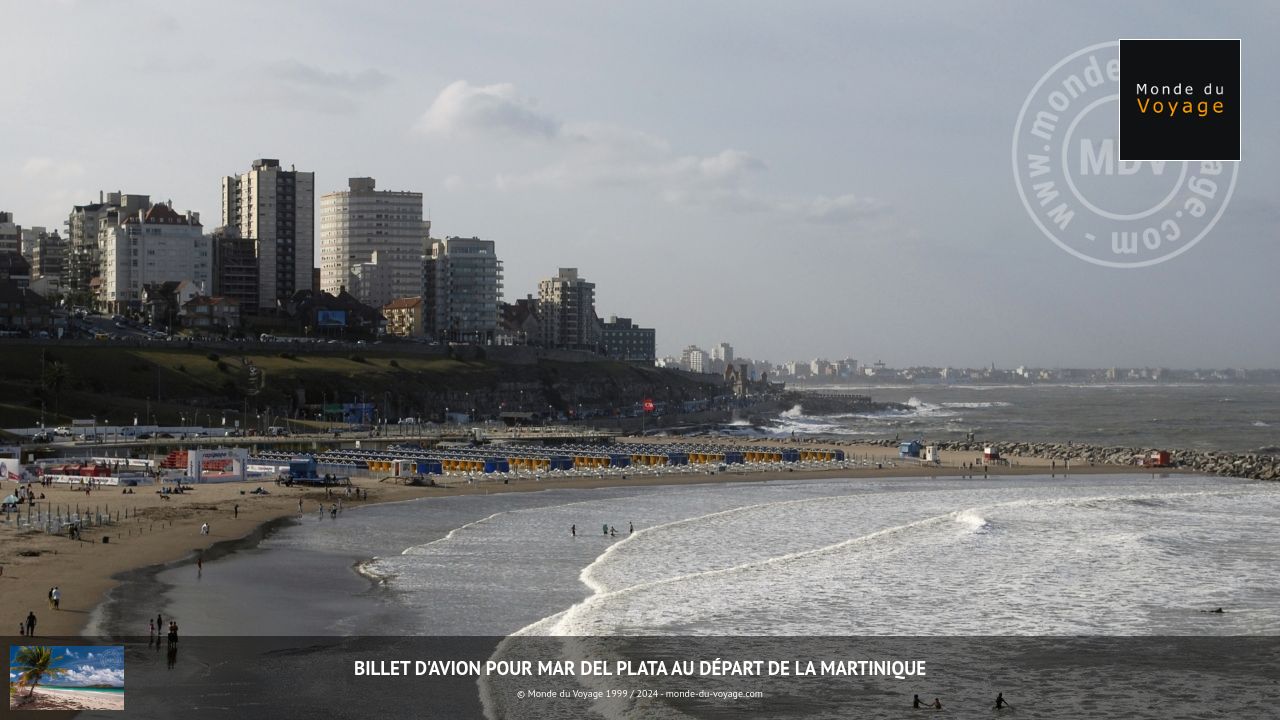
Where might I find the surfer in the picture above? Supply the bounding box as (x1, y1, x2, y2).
(1201, 607, 1224, 613)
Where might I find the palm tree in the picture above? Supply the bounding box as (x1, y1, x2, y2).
(11, 646, 68, 700)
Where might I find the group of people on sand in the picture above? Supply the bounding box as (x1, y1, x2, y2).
(913, 692, 1011, 711)
(150, 614, 179, 644)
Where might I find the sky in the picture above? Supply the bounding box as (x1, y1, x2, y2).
(2, 1, 1277, 368)
(9, 645, 125, 688)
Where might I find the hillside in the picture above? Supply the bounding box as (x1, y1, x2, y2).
(0, 342, 724, 428)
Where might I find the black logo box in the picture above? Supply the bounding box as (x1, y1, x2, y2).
(1119, 38, 1241, 161)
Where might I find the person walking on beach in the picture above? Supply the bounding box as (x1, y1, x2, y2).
(47, 587, 54, 609)
(150, 618, 155, 637)
(51, 586, 60, 610)
(298, 499, 303, 514)
(200, 522, 209, 535)
(25, 611, 35, 636)
(234, 504, 239, 518)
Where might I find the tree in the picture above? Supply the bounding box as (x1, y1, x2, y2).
(11, 645, 68, 700)
(40, 360, 71, 421)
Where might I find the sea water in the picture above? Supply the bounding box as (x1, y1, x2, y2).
(353, 474, 1280, 637)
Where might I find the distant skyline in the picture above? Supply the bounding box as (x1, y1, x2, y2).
(3, 1, 1277, 367)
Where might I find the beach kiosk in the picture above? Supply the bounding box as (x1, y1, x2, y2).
(983, 446, 1000, 463)
(899, 440, 923, 459)
(1147, 450, 1171, 468)
(922, 445, 941, 463)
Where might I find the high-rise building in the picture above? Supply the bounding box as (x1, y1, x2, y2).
(680, 345, 709, 373)
(210, 226, 260, 311)
(600, 316, 656, 362)
(24, 227, 66, 284)
(537, 268, 598, 350)
(66, 192, 152, 297)
(221, 159, 314, 312)
(711, 342, 734, 364)
(99, 203, 211, 313)
(423, 236, 503, 343)
(0, 212, 21, 254)
(319, 177, 426, 309)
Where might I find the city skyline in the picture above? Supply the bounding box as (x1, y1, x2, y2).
(3, 1, 1278, 366)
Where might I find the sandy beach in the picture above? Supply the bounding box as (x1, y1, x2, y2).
(0, 437, 1169, 638)
(8, 686, 125, 711)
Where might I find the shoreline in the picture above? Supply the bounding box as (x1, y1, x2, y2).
(1, 438, 1195, 639)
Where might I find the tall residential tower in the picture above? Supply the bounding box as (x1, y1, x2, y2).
(221, 159, 314, 312)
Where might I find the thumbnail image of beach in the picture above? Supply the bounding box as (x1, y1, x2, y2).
(8, 645, 124, 711)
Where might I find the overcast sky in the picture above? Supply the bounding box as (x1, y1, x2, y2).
(3, 1, 1277, 367)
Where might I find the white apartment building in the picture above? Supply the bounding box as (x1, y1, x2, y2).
(711, 342, 734, 363)
(221, 159, 314, 311)
(67, 192, 152, 295)
(99, 204, 211, 313)
(320, 177, 426, 309)
(537, 267, 598, 349)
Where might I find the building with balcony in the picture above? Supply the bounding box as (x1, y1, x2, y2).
(221, 159, 314, 312)
(424, 236, 502, 343)
(320, 177, 427, 309)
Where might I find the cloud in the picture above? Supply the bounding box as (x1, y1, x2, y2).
(273, 61, 392, 93)
(416, 80, 560, 139)
(22, 157, 85, 180)
(419, 80, 889, 228)
(61, 664, 124, 688)
(227, 60, 393, 116)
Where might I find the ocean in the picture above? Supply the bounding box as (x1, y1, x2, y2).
(89, 387, 1280, 717)
(102, 473, 1280, 638)
(756, 383, 1280, 452)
